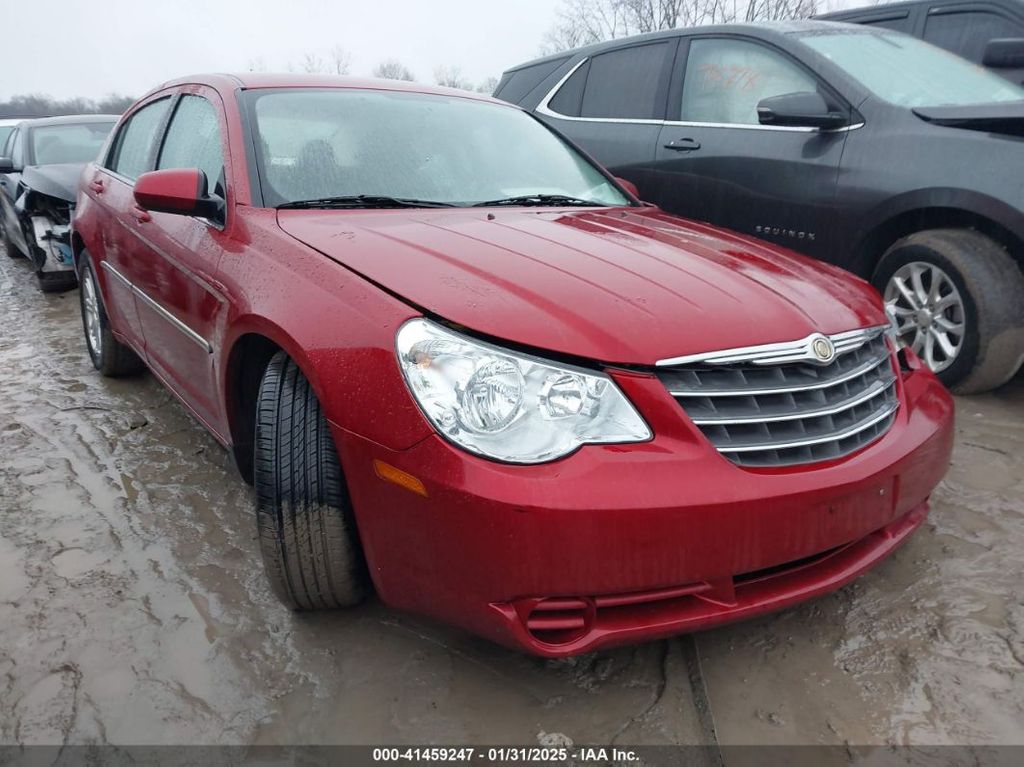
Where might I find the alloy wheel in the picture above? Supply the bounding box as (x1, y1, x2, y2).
(884, 261, 965, 373)
(82, 268, 103, 357)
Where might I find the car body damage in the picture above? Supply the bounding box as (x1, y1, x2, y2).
(15, 165, 77, 274)
(0, 113, 116, 291)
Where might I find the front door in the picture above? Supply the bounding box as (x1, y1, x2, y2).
(651, 36, 850, 263)
(127, 88, 230, 439)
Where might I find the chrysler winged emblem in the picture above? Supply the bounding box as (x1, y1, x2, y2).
(809, 334, 836, 364)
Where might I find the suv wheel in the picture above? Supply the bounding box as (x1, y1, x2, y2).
(254, 352, 368, 610)
(874, 229, 1024, 394)
(78, 252, 146, 376)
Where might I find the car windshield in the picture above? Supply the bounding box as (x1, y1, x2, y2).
(31, 122, 115, 165)
(246, 88, 630, 207)
(798, 28, 1024, 108)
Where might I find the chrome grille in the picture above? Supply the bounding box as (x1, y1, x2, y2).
(655, 328, 898, 467)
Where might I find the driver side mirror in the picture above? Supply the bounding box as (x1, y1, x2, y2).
(134, 168, 224, 222)
(757, 91, 849, 130)
(0, 157, 16, 174)
(983, 38, 1024, 69)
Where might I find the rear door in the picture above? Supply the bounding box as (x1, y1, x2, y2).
(87, 95, 174, 348)
(536, 40, 676, 183)
(129, 87, 230, 438)
(651, 35, 850, 262)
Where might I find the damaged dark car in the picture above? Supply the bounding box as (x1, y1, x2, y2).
(1, 115, 116, 291)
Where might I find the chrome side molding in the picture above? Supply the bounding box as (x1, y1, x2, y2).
(100, 260, 213, 354)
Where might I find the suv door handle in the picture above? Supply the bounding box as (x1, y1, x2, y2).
(89, 179, 105, 194)
(663, 137, 701, 152)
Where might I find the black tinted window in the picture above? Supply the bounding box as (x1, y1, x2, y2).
(548, 61, 589, 116)
(580, 43, 670, 119)
(924, 10, 1024, 62)
(158, 95, 225, 193)
(109, 98, 171, 180)
(495, 57, 569, 103)
(863, 14, 913, 33)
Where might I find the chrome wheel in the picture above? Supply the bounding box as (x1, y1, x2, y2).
(82, 268, 103, 357)
(884, 261, 965, 373)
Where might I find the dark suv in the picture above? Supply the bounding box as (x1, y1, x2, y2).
(819, 0, 1024, 84)
(498, 21, 1024, 393)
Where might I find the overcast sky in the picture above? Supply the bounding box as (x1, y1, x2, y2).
(0, 0, 561, 100)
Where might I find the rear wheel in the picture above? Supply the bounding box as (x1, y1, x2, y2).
(254, 352, 368, 610)
(874, 229, 1024, 394)
(78, 252, 145, 377)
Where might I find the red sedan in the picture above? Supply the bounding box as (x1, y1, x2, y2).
(72, 74, 954, 657)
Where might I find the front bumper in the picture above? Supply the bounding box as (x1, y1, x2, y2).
(29, 215, 74, 274)
(334, 364, 954, 657)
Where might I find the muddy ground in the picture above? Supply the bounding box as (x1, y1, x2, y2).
(1, 246, 1022, 756)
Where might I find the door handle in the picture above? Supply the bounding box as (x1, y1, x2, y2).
(131, 205, 151, 224)
(89, 179, 105, 194)
(663, 137, 701, 152)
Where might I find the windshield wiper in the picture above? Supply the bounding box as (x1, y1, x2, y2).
(278, 195, 457, 210)
(472, 194, 607, 208)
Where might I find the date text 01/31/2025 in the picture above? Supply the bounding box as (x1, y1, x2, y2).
(372, 746, 640, 762)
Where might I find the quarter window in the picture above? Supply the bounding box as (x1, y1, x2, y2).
(550, 43, 670, 119)
(109, 97, 172, 180)
(680, 38, 818, 125)
(158, 95, 225, 194)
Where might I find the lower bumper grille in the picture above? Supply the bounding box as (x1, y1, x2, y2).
(655, 327, 899, 467)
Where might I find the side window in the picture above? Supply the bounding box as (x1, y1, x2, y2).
(11, 128, 25, 167)
(569, 42, 671, 119)
(680, 38, 818, 125)
(494, 57, 570, 103)
(157, 95, 225, 195)
(108, 98, 172, 180)
(924, 11, 1024, 63)
(548, 61, 590, 116)
(4, 129, 20, 162)
(863, 14, 914, 34)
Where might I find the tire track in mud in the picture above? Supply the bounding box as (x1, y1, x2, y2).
(0, 247, 718, 747)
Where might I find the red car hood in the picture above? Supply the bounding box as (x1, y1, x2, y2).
(277, 206, 884, 365)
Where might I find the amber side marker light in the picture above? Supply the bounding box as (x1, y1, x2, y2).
(373, 459, 428, 497)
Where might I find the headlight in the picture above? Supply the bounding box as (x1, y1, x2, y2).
(396, 319, 652, 463)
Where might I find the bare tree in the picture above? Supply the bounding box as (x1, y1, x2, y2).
(541, 0, 823, 53)
(299, 52, 327, 73)
(434, 65, 472, 90)
(475, 76, 500, 94)
(330, 46, 352, 75)
(374, 58, 416, 81)
(247, 56, 268, 73)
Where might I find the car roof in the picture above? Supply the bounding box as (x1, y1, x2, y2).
(15, 114, 120, 129)
(504, 20, 871, 72)
(146, 73, 506, 106)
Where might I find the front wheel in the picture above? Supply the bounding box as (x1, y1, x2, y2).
(874, 229, 1024, 394)
(254, 352, 368, 610)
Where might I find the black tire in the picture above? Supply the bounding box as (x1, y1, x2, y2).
(873, 229, 1024, 394)
(77, 252, 145, 377)
(36, 269, 77, 293)
(254, 352, 368, 610)
(2, 222, 19, 258)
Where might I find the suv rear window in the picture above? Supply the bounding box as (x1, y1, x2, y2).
(494, 57, 569, 103)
